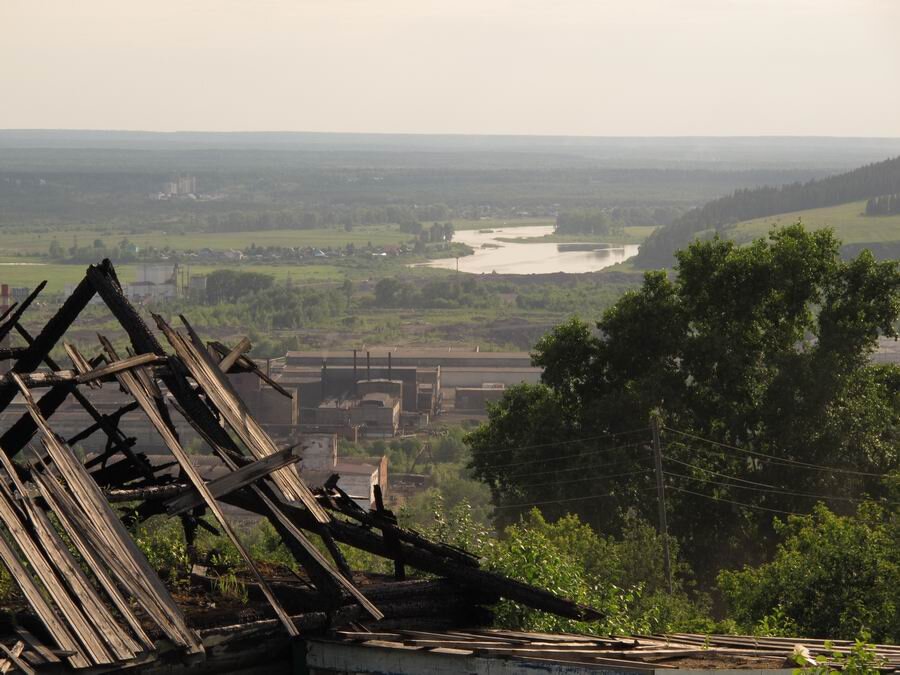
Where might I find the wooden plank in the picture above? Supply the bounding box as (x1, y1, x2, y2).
(0, 280, 45, 345)
(0, 462, 115, 665)
(158, 315, 328, 522)
(14, 378, 202, 655)
(217, 336, 251, 373)
(31, 470, 160, 652)
(14, 629, 59, 665)
(0, 642, 34, 675)
(9, 324, 154, 483)
(0, 452, 140, 661)
(0, 523, 89, 669)
(164, 447, 299, 516)
(63, 341, 97, 389)
(171, 400, 382, 621)
(76, 352, 164, 385)
(97, 351, 300, 638)
(209, 340, 292, 397)
(0, 273, 95, 410)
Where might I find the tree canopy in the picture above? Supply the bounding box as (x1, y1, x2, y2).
(468, 224, 900, 579)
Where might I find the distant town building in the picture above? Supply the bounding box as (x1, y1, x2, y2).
(161, 175, 197, 196)
(123, 264, 177, 302)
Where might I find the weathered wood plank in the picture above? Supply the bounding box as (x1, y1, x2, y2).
(98, 346, 300, 638)
(31, 470, 158, 652)
(0, 641, 34, 675)
(160, 314, 328, 522)
(76, 352, 165, 385)
(164, 447, 299, 516)
(14, 376, 202, 654)
(0, 452, 140, 661)
(209, 340, 292, 397)
(0, 273, 95, 410)
(168, 395, 381, 620)
(0, 517, 90, 669)
(217, 336, 251, 373)
(14, 628, 60, 665)
(0, 456, 115, 665)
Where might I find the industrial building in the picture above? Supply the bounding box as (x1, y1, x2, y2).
(280, 348, 541, 420)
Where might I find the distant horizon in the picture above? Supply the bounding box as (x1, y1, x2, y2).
(3, 129, 900, 140)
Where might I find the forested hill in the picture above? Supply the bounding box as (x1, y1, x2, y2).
(635, 154, 900, 268)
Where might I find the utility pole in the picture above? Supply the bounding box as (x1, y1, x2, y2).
(651, 413, 673, 593)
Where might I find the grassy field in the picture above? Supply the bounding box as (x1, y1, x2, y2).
(727, 201, 900, 246)
(0, 224, 413, 258)
(0, 260, 353, 292)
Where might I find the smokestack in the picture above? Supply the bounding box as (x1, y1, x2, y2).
(366, 351, 371, 380)
(388, 352, 392, 381)
(353, 349, 357, 378)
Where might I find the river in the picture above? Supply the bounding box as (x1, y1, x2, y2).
(420, 225, 640, 274)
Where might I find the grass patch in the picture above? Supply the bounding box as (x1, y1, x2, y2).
(0, 224, 413, 258)
(728, 201, 900, 246)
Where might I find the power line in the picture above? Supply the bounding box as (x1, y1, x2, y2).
(665, 485, 804, 516)
(663, 455, 782, 489)
(663, 426, 892, 478)
(468, 426, 649, 456)
(475, 440, 648, 471)
(662, 470, 896, 505)
(502, 457, 648, 483)
(494, 486, 658, 511)
(520, 469, 653, 492)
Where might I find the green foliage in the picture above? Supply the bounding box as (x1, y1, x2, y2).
(409, 494, 494, 556)
(793, 637, 886, 675)
(133, 517, 190, 582)
(246, 520, 295, 569)
(373, 274, 492, 309)
(469, 225, 900, 581)
(555, 209, 620, 236)
(719, 504, 900, 642)
(212, 568, 249, 604)
(206, 269, 274, 303)
(482, 510, 711, 635)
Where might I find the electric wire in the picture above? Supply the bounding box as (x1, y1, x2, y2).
(664, 485, 804, 516)
(663, 426, 891, 478)
(662, 469, 896, 505)
(494, 486, 658, 510)
(468, 426, 650, 456)
(475, 440, 648, 471)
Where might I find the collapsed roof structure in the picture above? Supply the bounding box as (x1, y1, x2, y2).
(0, 259, 602, 672)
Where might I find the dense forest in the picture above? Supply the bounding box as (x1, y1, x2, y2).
(637, 155, 900, 267)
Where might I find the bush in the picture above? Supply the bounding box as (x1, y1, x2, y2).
(718, 503, 900, 642)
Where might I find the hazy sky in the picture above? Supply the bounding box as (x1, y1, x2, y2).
(2, 0, 899, 136)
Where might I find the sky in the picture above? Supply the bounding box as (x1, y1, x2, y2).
(1, 0, 899, 136)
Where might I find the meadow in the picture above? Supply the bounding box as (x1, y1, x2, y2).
(0, 224, 413, 258)
(727, 200, 900, 246)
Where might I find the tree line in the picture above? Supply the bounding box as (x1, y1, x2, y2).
(865, 193, 900, 216)
(206, 204, 452, 232)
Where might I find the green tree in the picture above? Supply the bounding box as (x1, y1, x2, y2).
(468, 224, 900, 577)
